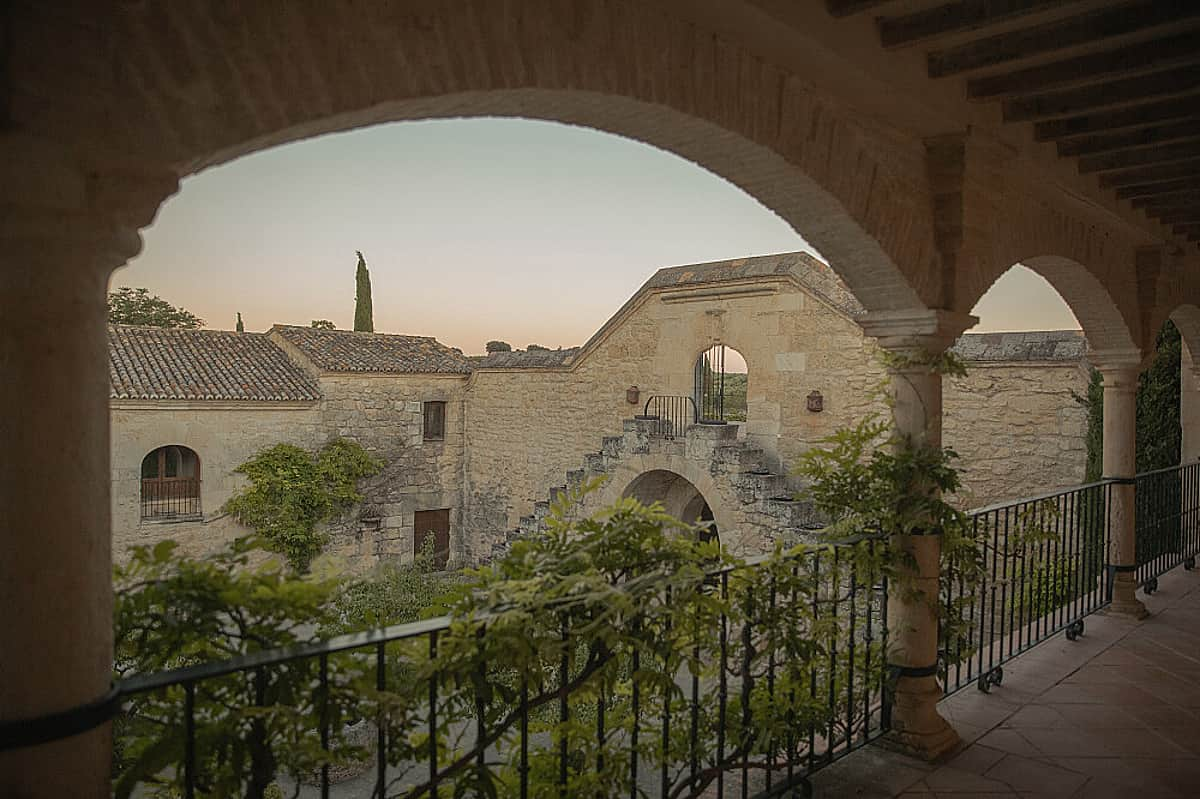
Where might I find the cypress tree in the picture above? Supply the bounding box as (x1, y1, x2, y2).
(353, 251, 374, 333)
(236, 312, 244, 333)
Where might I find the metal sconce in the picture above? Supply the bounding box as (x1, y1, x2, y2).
(807, 390, 824, 413)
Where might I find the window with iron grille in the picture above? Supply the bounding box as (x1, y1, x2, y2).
(423, 401, 446, 441)
(140, 445, 202, 520)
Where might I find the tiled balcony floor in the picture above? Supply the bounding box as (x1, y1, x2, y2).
(810, 566, 1200, 798)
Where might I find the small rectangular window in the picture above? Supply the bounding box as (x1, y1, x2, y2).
(423, 401, 446, 441)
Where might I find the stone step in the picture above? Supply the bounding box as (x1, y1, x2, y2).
(737, 471, 789, 496)
(601, 435, 624, 457)
(533, 500, 551, 519)
(687, 421, 739, 442)
(715, 444, 765, 472)
(518, 515, 540, 536)
(583, 452, 607, 473)
(765, 497, 825, 528)
(548, 485, 567, 504)
(565, 469, 587, 491)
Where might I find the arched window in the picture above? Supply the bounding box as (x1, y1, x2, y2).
(140, 445, 201, 520)
(693, 344, 748, 423)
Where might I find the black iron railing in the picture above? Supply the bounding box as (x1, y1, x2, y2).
(141, 477, 202, 519)
(100, 538, 888, 798)
(1134, 461, 1200, 593)
(640, 395, 698, 440)
(942, 481, 1114, 696)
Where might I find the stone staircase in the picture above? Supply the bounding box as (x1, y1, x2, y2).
(494, 417, 824, 559)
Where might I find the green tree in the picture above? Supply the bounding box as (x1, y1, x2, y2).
(236, 312, 244, 332)
(223, 439, 383, 571)
(107, 287, 204, 328)
(485, 340, 512, 353)
(353, 251, 373, 333)
(310, 319, 335, 330)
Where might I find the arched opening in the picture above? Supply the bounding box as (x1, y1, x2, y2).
(693, 344, 749, 425)
(622, 469, 718, 544)
(944, 263, 1092, 506)
(140, 445, 201, 520)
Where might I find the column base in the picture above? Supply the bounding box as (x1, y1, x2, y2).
(880, 677, 962, 761)
(1107, 574, 1149, 619)
(1107, 596, 1149, 619)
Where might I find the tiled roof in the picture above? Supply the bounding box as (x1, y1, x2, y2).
(646, 252, 865, 317)
(273, 325, 472, 374)
(952, 330, 1086, 362)
(474, 347, 581, 368)
(109, 325, 322, 401)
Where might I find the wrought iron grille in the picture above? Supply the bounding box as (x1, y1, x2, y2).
(942, 481, 1114, 696)
(102, 539, 886, 798)
(1134, 461, 1200, 593)
(640, 395, 698, 440)
(140, 477, 202, 520)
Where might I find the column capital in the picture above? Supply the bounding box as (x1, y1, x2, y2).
(1089, 348, 1145, 390)
(859, 308, 978, 356)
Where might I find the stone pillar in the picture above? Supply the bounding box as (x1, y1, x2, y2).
(1092, 351, 1149, 619)
(0, 186, 146, 792)
(1180, 340, 1200, 464)
(859, 308, 976, 761)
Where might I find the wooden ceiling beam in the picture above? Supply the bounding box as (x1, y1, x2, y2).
(1078, 140, 1200, 175)
(1154, 210, 1200, 225)
(1034, 95, 1200, 141)
(1057, 118, 1200, 157)
(1003, 64, 1200, 122)
(1099, 157, 1200, 188)
(1173, 222, 1200, 236)
(968, 31, 1200, 99)
(1116, 177, 1200, 200)
(880, 0, 1084, 49)
(826, 0, 895, 18)
(1131, 190, 1200, 209)
(928, 0, 1200, 78)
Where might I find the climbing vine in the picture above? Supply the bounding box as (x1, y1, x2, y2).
(223, 439, 383, 572)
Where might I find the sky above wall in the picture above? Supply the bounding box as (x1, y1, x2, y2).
(112, 118, 1080, 356)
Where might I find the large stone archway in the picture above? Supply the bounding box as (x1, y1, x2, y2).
(9, 2, 943, 316)
(620, 468, 721, 543)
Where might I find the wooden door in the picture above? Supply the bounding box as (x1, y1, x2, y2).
(414, 508, 451, 569)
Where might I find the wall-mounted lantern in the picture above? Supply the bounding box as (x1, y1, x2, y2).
(626, 385, 641, 405)
(806, 390, 824, 413)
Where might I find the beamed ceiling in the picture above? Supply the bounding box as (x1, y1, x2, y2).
(826, 0, 1200, 245)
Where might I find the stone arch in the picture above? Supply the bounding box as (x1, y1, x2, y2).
(960, 195, 1142, 352)
(966, 255, 1138, 353)
(59, 1, 939, 315)
(594, 454, 742, 553)
(622, 469, 719, 543)
(1169, 305, 1200, 371)
(139, 444, 202, 520)
(692, 342, 751, 424)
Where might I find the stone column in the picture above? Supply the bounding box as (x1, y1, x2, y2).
(1092, 350, 1149, 619)
(1180, 340, 1200, 464)
(859, 308, 976, 761)
(0, 188, 146, 792)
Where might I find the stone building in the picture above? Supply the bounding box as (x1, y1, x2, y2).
(109, 252, 1090, 567)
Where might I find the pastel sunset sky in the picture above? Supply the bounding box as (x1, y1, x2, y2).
(112, 118, 1080, 356)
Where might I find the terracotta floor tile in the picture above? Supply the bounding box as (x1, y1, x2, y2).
(983, 754, 1087, 795)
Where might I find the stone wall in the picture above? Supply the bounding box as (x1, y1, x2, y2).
(460, 277, 886, 559)
(110, 372, 468, 569)
(944, 363, 1090, 508)
(317, 373, 468, 564)
(109, 401, 324, 561)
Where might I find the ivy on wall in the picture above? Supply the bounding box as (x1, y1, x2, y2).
(1076, 321, 1181, 479)
(223, 439, 383, 572)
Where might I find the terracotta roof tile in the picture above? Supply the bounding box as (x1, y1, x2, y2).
(474, 347, 581, 368)
(273, 325, 472, 374)
(109, 325, 322, 401)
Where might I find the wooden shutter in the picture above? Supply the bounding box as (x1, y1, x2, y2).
(423, 401, 446, 440)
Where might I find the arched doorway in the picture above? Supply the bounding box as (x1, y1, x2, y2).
(622, 469, 718, 543)
(693, 344, 749, 424)
(139, 445, 201, 520)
